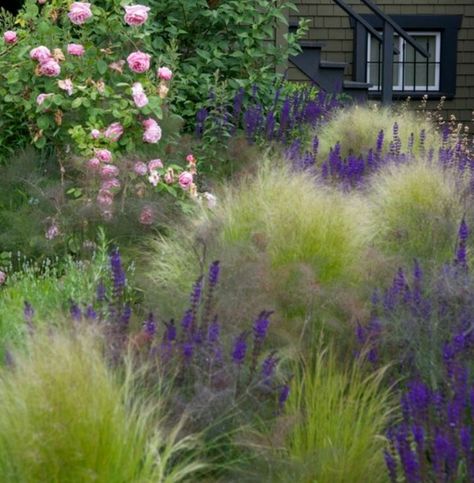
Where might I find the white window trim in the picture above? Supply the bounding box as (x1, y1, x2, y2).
(367, 31, 441, 92)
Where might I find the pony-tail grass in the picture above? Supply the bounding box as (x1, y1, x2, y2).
(0, 327, 206, 483)
(315, 104, 440, 162)
(282, 339, 394, 483)
(366, 158, 465, 264)
(220, 162, 368, 284)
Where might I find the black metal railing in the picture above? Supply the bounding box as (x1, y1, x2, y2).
(368, 37, 440, 94)
(333, 0, 430, 104)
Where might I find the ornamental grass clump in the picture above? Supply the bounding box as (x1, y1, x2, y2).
(366, 159, 466, 264)
(0, 328, 205, 483)
(279, 343, 393, 483)
(145, 162, 369, 334)
(220, 163, 367, 284)
(314, 104, 440, 162)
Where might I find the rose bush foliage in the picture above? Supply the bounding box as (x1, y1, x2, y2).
(0, 1, 214, 222)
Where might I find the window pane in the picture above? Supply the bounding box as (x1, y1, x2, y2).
(402, 35, 437, 89)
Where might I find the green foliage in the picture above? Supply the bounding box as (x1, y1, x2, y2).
(280, 342, 393, 483)
(146, 0, 308, 124)
(0, 328, 206, 482)
(366, 159, 465, 264)
(0, 234, 110, 354)
(0, 0, 167, 159)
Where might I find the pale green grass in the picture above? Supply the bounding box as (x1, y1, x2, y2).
(220, 164, 368, 284)
(281, 344, 393, 483)
(365, 159, 465, 263)
(0, 328, 206, 483)
(316, 104, 441, 162)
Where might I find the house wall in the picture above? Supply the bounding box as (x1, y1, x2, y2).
(289, 0, 474, 125)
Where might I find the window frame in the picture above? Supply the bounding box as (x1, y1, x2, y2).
(352, 15, 463, 99)
(367, 31, 441, 92)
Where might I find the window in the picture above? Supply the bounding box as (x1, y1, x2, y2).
(367, 31, 441, 92)
(352, 15, 463, 99)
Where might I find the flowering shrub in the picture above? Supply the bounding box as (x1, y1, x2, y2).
(0, 1, 216, 222)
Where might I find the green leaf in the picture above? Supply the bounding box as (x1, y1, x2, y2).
(97, 60, 108, 75)
(36, 115, 50, 130)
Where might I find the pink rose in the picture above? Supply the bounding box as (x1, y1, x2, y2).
(104, 122, 124, 141)
(68, 2, 92, 25)
(124, 5, 150, 26)
(157, 66, 172, 81)
(58, 79, 73, 95)
(0, 270, 6, 285)
(90, 129, 101, 139)
(101, 164, 120, 178)
(186, 153, 195, 164)
(38, 0, 47, 4)
(148, 159, 163, 171)
(30, 46, 51, 62)
(142, 118, 161, 144)
(127, 51, 151, 73)
(139, 205, 154, 225)
(134, 162, 148, 176)
(178, 171, 193, 190)
(67, 43, 85, 56)
(97, 189, 114, 207)
(101, 178, 121, 190)
(87, 157, 101, 170)
(3, 31, 17, 44)
(95, 149, 113, 163)
(36, 93, 52, 105)
(39, 59, 61, 77)
(131, 82, 148, 108)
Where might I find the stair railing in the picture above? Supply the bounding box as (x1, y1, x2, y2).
(333, 0, 430, 104)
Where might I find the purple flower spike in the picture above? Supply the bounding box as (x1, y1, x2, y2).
(384, 449, 398, 483)
(70, 301, 82, 321)
(96, 280, 106, 302)
(85, 305, 97, 320)
(121, 303, 132, 325)
(253, 310, 273, 343)
(278, 384, 290, 409)
(164, 320, 177, 342)
(143, 312, 156, 338)
(23, 301, 34, 322)
(208, 317, 220, 344)
(232, 332, 248, 365)
(459, 218, 469, 244)
(182, 341, 193, 362)
(261, 352, 278, 380)
(110, 249, 126, 298)
(208, 260, 220, 288)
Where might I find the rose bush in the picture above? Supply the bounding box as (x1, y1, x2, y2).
(0, 0, 212, 223)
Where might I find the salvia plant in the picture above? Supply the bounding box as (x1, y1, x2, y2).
(24, 249, 289, 422)
(287, 121, 474, 190)
(356, 218, 474, 384)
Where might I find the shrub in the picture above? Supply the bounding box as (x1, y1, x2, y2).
(278, 343, 393, 483)
(0, 328, 205, 482)
(146, 0, 308, 125)
(366, 159, 465, 264)
(314, 104, 441, 162)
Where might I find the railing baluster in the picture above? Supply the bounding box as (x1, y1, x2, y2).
(382, 21, 394, 104)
